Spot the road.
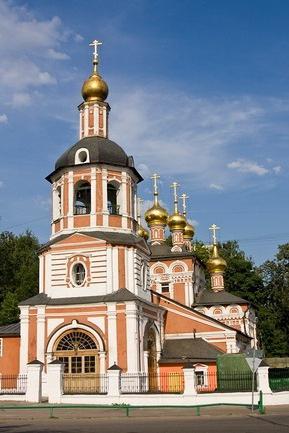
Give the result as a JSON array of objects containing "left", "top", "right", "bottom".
[{"left": 1, "top": 408, "right": 289, "bottom": 433}]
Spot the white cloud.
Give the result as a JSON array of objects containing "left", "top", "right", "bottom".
[
  {"left": 74, "top": 33, "right": 84, "bottom": 42},
  {"left": 137, "top": 163, "right": 151, "bottom": 178},
  {"left": 209, "top": 183, "right": 224, "bottom": 191},
  {"left": 0, "top": 113, "right": 8, "bottom": 123},
  {"left": 273, "top": 165, "right": 282, "bottom": 174},
  {"left": 47, "top": 48, "right": 70, "bottom": 60},
  {"left": 0, "top": 181, "right": 3, "bottom": 188},
  {"left": 110, "top": 87, "right": 267, "bottom": 188},
  {"left": 0, "top": 1, "right": 77, "bottom": 107},
  {"left": 227, "top": 159, "right": 269, "bottom": 176},
  {"left": 10, "top": 92, "right": 32, "bottom": 108}
]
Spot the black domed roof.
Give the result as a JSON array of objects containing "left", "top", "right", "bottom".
[{"left": 46, "top": 136, "right": 142, "bottom": 183}]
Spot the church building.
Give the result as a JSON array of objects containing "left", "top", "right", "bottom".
[{"left": 0, "top": 41, "right": 256, "bottom": 386}]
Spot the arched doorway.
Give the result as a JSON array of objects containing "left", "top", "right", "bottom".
[
  {"left": 146, "top": 328, "right": 158, "bottom": 391},
  {"left": 53, "top": 329, "right": 101, "bottom": 393}
]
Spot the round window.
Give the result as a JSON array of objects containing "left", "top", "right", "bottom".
[
  {"left": 78, "top": 150, "right": 88, "bottom": 163},
  {"left": 72, "top": 263, "right": 86, "bottom": 286}
]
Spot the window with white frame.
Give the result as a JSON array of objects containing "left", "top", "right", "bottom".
[
  {"left": 160, "top": 282, "right": 170, "bottom": 294},
  {"left": 195, "top": 371, "right": 205, "bottom": 386}
]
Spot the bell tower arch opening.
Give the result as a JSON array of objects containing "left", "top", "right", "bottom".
[
  {"left": 74, "top": 180, "right": 91, "bottom": 215},
  {"left": 107, "top": 181, "right": 120, "bottom": 215}
]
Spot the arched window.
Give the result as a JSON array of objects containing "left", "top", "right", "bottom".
[
  {"left": 74, "top": 181, "right": 91, "bottom": 215},
  {"left": 54, "top": 329, "right": 99, "bottom": 375},
  {"left": 72, "top": 263, "right": 86, "bottom": 286},
  {"left": 107, "top": 181, "right": 120, "bottom": 215}
]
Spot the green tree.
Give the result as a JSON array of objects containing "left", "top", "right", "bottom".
[
  {"left": 0, "top": 231, "right": 40, "bottom": 325},
  {"left": 258, "top": 243, "right": 289, "bottom": 356}
]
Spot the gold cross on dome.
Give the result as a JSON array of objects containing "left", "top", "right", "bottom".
[
  {"left": 89, "top": 39, "right": 103, "bottom": 60},
  {"left": 151, "top": 173, "right": 160, "bottom": 204},
  {"left": 170, "top": 182, "right": 180, "bottom": 213},
  {"left": 180, "top": 193, "right": 189, "bottom": 217},
  {"left": 209, "top": 224, "right": 220, "bottom": 245},
  {"left": 137, "top": 197, "right": 144, "bottom": 220}
]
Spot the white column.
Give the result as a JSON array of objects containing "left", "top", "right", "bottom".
[
  {"left": 103, "top": 105, "right": 108, "bottom": 138},
  {"left": 84, "top": 105, "right": 89, "bottom": 137},
  {"left": 26, "top": 361, "right": 43, "bottom": 403},
  {"left": 19, "top": 306, "right": 29, "bottom": 373},
  {"left": 90, "top": 167, "right": 97, "bottom": 226},
  {"left": 107, "top": 304, "right": 118, "bottom": 366},
  {"left": 102, "top": 169, "right": 108, "bottom": 226},
  {"left": 106, "top": 246, "right": 113, "bottom": 293},
  {"left": 143, "top": 351, "right": 149, "bottom": 374},
  {"left": 126, "top": 248, "right": 135, "bottom": 294},
  {"left": 125, "top": 302, "right": 139, "bottom": 372},
  {"left": 47, "top": 360, "right": 64, "bottom": 404},
  {"left": 45, "top": 254, "right": 51, "bottom": 294},
  {"left": 67, "top": 171, "right": 74, "bottom": 228},
  {"left": 256, "top": 366, "right": 272, "bottom": 394},
  {"left": 94, "top": 104, "right": 99, "bottom": 136},
  {"left": 79, "top": 109, "right": 82, "bottom": 140},
  {"left": 121, "top": 171, "right": 128, "bottom": 229},
  {"left": 99, "top": 351, "right": 106, "bottom": 374},
  {"left": 183, "top": 366, "right": 197, "bottom": 396},
  {"left": 36, "top": 306, "right": 46, "bottom": 364},
  {"left": 112, "top": 247, "right": 119, "bottom": 290},
  {"left": 39, "top": 256, "right": 44, "bottom": 293},
  {"left": 184, "top": 282, "right": 189, "bottom": 306}
]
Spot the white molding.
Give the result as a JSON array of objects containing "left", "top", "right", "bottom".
[
  {"left": 46, "top": 321, "right": 105, "bottom": 355},
  {"left": 47, "top": 318, "right": 64, "bottom": 336},
  {"left": 107, "top": 304, "right": 118, "bottom": 366},
  {"left": 36, "top": 306, "right": 46, "bottom": 363},
  {"left": 19, "top": 306, "right": 29, "bottom": 373},
  {"left": 112, "top": 247, "right": 119, "bottom": 291},
  {"left": 125, "top": 302, "right": 139, "bottom": 372}
]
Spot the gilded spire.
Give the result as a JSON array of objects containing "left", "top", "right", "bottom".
[
  {"left": 167, "top": 182, "right": 186, "bottom": 232},
  {"left": 89, "top": 39, "right": 102, "bottom": 73},
  {"left": 82, "top": 39, "right": 109, "bottom": 103},
  {"left": 144, "top": 174, "right": 168, "bottom": 227},
  {"left": 207, "top": 224, "right": 227, "bottom": 274},
  {"left": 181, "top": 193, "right": 195, "bottom": 241},
  {"left": 136, "top": 197, "right": 149, "bottom": 240}
]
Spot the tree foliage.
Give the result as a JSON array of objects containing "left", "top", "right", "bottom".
[{"left": 0, "top": 231, "right": 39, "bottom": 325}]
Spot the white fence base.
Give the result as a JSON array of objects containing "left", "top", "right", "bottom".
[
  {"left": 56, "top": 391, "right": 289, "bottom": 407},
  {"left": 59, "top": 391, "right": 260, "bottom": 406},
  {"left": 0, "top": 394, "right": 26, "bottom": 401}
]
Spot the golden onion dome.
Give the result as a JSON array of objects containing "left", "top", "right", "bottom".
[
  {"left": 144, "top": 203, "right": 168, "bottom": 227},
  {"left": 167, "top": 212, "right": 187, "bottom": 231},
  {"left": 207, "top": 245, "right": 227, "bottom": 274},
  {"left": 82, "top": 72, "right": 109, "bottom": 102},
  {"left": 183, "top": 222, "right": 195, "bottom": 239},
  {"left": 137, "top": 225, "right": 149, "bottom": 240}
]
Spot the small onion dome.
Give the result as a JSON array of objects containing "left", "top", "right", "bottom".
[
  {"left": 207, "top": 245, "right": 227, "bottom": 274},
  {"left": 144, "top": 203, "right": 168, "bottom": 227},
  {"left": 137, "top": 225, "right": 149, "bottom": 240},
  {"left": 183, "top": 222, "right": 195, "bottom": 239},
  {"left": 82, "top": 72, "right": 109, "bottom": 102},
  {"left": 167, "top": 212, "right": 187, "bottom": 232}
]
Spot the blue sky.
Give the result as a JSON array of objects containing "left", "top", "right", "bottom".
[{"left": 0, "top": 0, "right": 288, "bottom": 264}]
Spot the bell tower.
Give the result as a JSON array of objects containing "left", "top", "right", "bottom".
[{"left": 46, "top": 41, "right": 143, "bottom": 238}]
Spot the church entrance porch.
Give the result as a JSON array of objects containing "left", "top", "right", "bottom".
[{"left": 53, "top": 329, "right": 107, "bottom": 394}]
